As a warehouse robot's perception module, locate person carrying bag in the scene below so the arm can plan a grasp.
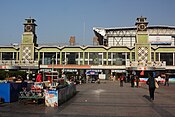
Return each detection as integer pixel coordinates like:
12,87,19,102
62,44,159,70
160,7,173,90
146,73,158,101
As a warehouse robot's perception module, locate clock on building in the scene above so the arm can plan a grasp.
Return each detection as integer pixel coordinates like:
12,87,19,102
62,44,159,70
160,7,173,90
135,16,148,32
138,24,146,31
25,25,32,32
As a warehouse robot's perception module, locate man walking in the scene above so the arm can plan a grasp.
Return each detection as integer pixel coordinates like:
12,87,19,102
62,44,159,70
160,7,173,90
130,74,135,87
146,73,157,101
164,75,169,86
120,75,124,87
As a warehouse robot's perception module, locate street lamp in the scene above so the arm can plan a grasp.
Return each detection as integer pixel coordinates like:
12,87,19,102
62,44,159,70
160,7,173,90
51,55,55,81
62,60,64,74
62,60,66,81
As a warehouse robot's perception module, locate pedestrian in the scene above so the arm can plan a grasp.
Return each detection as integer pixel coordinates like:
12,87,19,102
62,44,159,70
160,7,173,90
164,75,169,86
136,75,140,88
146,73,157,101
119,75,124,87
130,74,135,87
36,73,42,82
97,78,100,84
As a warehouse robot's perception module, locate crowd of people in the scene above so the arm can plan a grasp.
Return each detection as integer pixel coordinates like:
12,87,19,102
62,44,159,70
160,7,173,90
114,71,171,102
117,73,140,88
32,71,171,103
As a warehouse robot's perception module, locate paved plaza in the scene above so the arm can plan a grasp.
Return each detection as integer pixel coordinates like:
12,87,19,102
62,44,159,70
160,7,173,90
0,81,175,117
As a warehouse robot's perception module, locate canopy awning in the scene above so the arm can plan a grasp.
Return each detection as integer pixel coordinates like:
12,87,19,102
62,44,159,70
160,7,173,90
86,71,98,75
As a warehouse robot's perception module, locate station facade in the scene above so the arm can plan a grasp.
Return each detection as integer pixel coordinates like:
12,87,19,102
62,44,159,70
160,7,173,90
0,16,175,79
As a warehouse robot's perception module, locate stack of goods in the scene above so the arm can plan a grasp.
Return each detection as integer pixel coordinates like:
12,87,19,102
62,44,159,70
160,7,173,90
19,82,45,103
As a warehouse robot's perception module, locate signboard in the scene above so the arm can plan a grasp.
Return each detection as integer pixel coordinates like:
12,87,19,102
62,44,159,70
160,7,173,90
45,90,58,107
111,70,126,73
99,74,106,80
148,36,172,45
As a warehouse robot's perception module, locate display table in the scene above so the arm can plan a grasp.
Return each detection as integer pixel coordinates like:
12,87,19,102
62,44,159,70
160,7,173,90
0,82,23,102
18,82,44,104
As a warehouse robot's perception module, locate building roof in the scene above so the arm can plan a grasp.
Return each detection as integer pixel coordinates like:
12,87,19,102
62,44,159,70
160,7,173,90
93,25,175,36
95,25,175,30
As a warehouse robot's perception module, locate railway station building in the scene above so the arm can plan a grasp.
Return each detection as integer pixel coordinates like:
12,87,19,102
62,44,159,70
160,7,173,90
0,16,175,79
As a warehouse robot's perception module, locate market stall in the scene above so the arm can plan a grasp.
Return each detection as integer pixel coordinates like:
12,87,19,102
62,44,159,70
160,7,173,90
0,72,76,107
0,82,24,103
86,70,99,83
19,82,45,104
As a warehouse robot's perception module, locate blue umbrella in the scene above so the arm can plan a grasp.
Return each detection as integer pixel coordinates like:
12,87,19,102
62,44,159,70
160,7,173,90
86,71,98,75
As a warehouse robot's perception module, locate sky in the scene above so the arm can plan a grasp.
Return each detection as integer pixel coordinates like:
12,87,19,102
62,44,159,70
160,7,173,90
0,0,175,45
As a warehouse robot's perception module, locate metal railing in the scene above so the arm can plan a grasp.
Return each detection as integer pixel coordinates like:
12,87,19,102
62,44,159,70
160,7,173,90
126,60,166,68
0,60,39,66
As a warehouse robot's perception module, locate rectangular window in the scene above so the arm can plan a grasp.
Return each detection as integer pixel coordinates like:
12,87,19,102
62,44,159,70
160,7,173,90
40,52,43,64
84,52,88,65
79,52,83,65
127,52,130,60
103,52,107,65
108,52,112,65
151,52,154,61
35,52,38,61
13,52,17,60
66,52,78,65
2,52,13,60
89,52,95,65
57,52,60,65
62,52,65,63
44,52,56,65
89,52,102,65
156,53,159,61
160,53,173,65
132,52,135,61
0,52,2,60
112,52,125,65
